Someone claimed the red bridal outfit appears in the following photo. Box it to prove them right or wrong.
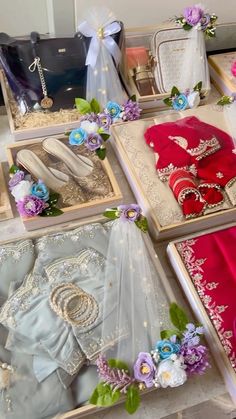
[144,116,236,218]
[176,225,236,371]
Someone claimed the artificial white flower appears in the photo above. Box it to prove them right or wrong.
[187,91,201,109]
[11,180,32,202]
[80,121,99,134]
[154,356,187,388]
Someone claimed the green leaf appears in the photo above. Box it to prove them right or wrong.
[217,95,234,106]
[129,94,137,102]
[193,81,202,92]
[160,329,182,340]
[171,86,180,97]
[47,192,60,207]
[90,98,101,113]
[163,97,173,107]
[103,210,118,220]
[100,133,110,141]
[96,147,106,160]
[125,385,140,415]
[75,98,91,114]
[183,23,193,31]
[108,359,130,373]
[40,207,63,217]
[64,130,72,136]
[134,216,148,233]
[89,382,120,407]
[169,303,189,332]
[9,164,20,174]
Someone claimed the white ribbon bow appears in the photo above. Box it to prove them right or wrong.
[78,20,122,68]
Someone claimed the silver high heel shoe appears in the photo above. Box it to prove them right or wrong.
[16,149,86,205]
[42,137,94,178]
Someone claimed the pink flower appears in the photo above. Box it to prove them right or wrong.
[16,195,47,217]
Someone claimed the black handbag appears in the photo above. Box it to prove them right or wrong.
[0,26,123,113]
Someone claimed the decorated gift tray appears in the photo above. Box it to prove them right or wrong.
[111,104,236,240]
[0,162,13,221]
[6,136,122,231]
[0,213,208,419]
[167,222,236,403]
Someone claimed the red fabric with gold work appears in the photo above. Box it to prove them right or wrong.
[177,226,236,371]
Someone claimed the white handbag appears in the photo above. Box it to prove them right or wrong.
[151,26,210,94]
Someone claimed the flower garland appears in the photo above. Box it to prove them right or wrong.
[90,303,209,414]
[103,204,148,232]
[163,82,203,110]
[8,165,63,218]
[68,97,141,160]
[175,4,217,37]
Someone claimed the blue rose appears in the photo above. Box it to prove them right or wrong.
[31,180,49,202]
[172,94,188,111]
[69,128,87,146]
[106,101,122,118]
[155,340,180,360]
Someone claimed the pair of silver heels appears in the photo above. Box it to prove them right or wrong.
[17,137,94,192]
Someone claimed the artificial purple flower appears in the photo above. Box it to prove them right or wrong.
[16,195,46,217]
[133,352,156,388]
[180,344,210,375]
[118,204,141,222]
[181,323,204,347]
[79,112,100,123]
[85,133,102,151]
[200,13,211,30]
[97,112,112,130]
[122,100,141,121]
[8,171,25,190]
[183,5,204,26]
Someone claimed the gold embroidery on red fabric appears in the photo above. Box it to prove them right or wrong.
[177,239,236,372]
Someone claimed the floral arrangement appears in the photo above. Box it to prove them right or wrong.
[90,303,209,414]
[68,97,141,160]
[175,4,217,37]
[217,95,235,106]
[8,165,63,217]
[103,204,148,232]
[163,82,203,110]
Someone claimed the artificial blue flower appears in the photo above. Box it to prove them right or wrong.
[172,94,188,111]
[31,180,49,202]
[69,128,87,146]
[106,101,122,119]
[155,340,180,360]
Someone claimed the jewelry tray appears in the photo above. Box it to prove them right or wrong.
[167,222,236,404]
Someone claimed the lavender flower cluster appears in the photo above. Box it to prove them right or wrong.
[175,4,217,37]
[96,323,209,396]
[69,99,141,156]
[9,170,50,217]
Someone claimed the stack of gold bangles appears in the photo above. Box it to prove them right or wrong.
[49,283,99,327]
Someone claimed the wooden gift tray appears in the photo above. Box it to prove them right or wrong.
[167,222,236,404]
[6,137,122,231]
[123,23,209,114]
[208,52,236,97]
[0,217,175,418]
[0,70,83,142]
[0,162,13,221]
[111,104,236,241]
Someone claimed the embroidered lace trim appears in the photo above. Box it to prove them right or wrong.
[177,239,236,371]
[0,240,34,266]
[157,164,197,182]
[186,137,220,160]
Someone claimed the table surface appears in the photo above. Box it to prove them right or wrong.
[0,98,230,419]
